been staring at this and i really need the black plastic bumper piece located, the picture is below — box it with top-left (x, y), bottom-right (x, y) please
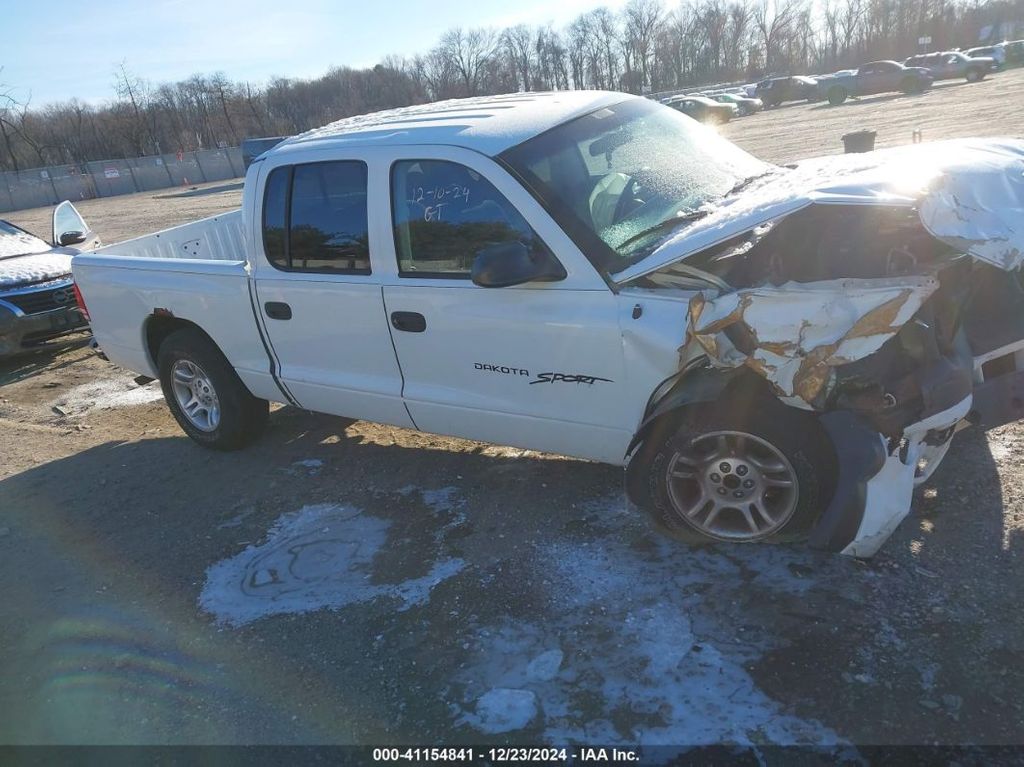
top-left (0, 305), bottom-right (87, 357)
top-left (970, 369), bottom-right (1024, 430)
top-left (808, 410), bottom-right (888, 552)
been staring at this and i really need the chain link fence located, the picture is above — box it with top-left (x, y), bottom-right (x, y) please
top-left (0, 147), bottom-right (244, 214)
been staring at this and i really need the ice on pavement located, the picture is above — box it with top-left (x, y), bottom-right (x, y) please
top-left (199, 503), bottom-right (465, 626)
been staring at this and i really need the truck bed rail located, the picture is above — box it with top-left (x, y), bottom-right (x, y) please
top-left (96, 209), bottom-right (245, 261)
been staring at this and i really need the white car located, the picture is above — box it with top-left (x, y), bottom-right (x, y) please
top-left (966, 44), bottom-right (1007, 69)
top-left (73, 91), bottom-right (1024, 557)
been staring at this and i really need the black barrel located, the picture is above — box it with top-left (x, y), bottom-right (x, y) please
top-left (841, 130), bottom-right (877, 153)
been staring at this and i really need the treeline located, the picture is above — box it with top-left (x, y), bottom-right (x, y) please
top-left (0, 0), bottom-right (1019, 171)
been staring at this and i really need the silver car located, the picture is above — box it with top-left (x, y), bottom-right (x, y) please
top-left (905, 51), bottom-right (995, 82)
top-left (0, 201), bottom-right (100, 357)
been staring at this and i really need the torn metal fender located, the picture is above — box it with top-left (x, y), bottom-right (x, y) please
top-left (686, 276), bottom-right (940, 407)
top-left (625, 363), bottom-right (739, 458)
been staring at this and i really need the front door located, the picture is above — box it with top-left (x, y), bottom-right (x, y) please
top-left (253, 158), bottom-right (414, 429)
top-left (382, 155), bottom-right (632, 463)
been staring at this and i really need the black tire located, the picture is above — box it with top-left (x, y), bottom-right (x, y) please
top-left (157, 327), bottom-right (269, 450)
top-left (965, 68), bottom-right (983, 83)
top-left (827, 86), bottom-right (848, 105)
top-left (901, 76), bottom-right (924, 94)
top-left (628, 402), bottom-right (837, 546)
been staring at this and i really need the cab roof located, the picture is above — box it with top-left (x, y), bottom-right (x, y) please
top-left (267, 91), bottom-right (629, 158)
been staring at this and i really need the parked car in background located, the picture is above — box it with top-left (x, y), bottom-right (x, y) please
top-left (666, 95), bottom-right (735, 124)
top-left (0, 202), bottom-right (99, 357)
top-left (241, 136), bottom-right (289, 169)
top-left (709, 92), bottom-right (763, 116)
top-left (73, 91), bottom-right (1024, 558)
top-left (966, 44), bottom-right (1007, 70)
top-left (817, 60), bottom-right (933, 105)
top-left (905, 51), bottom-right (995, 82)
top-left (754, 75), bottom-right (818, 107)
top-left (1005, 40), bottom-right (1024, 66)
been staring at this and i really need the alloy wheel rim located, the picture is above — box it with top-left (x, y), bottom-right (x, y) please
top-left (170, 359), bottom-right (220, 432)
top-left (666, 430), bottom-right (798, 541)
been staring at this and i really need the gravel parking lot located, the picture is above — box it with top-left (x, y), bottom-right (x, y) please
top-left (3, 71), bottom-right (1024, 748)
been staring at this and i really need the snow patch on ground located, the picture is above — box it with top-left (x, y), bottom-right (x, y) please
top-left (452, 495), bottom-right (843, 745)
top-left (461, 688), bottom-right (539, 734)
top-left (285, 459), bottom-right (324, 477)
top-left (199, 503), bottom-right (465, 626)
top-left (398, 485), bottom-right (467, 541)
top-left (52, 374), bottom-right (163, 414)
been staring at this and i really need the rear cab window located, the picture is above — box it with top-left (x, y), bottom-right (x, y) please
top-left (261, 161), bottom-right (370, 274)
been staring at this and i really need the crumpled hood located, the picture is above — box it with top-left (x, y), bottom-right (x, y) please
top-left (0, 250), bottom-right (75, 291)
top-left (613, 138), bottom-right (1024, 283)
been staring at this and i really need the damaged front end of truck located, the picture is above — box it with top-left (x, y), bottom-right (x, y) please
top-left (619, 138), bottom-right (1024, 556)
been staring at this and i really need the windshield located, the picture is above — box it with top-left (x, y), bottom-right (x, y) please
top-left (500, 97), bottom-right (768, 272)
top-left (0, 220), bottom-right (50, 260)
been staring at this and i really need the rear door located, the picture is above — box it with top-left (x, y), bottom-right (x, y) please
top-left (378, 147), bottom-right (633, 463)
top-left (251, 154), bottom-right (414, 429)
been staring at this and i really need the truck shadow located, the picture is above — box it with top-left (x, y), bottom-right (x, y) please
top-left (153, 181), bottom-right (244, 200)
top-left (810, 90), bottom-right (932, 111)
top-left (0, 333), bottom-right (92, 387)
top-left (1, 406), bottom-right (1021, 744)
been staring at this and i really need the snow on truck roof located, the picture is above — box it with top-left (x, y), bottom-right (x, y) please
top-left (268, 91), bottom-right (629, 157)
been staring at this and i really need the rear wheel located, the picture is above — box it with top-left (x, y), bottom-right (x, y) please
top-left (827, 86), bottom-right (848, 105)
top-left (157, 327), bottom-right (268, 450)
top-left (965, 68), bottom-right (984, 82)
top-left (629, 404), bottom-right (836, 545)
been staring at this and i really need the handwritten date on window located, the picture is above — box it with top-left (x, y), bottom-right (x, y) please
top-left (408, 184), bottom-right (471, 222)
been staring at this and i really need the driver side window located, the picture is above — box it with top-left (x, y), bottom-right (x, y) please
top-left (390, 159), bottom-right (553, 278)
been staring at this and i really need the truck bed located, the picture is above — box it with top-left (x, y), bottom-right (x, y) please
top-left (72, 210), bottom-right (282, 404)
top-left (95, 209), bottom-right (245, 261)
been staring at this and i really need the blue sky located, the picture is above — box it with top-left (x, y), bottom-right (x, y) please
top-left (2, 0), bottom-right (627, 107)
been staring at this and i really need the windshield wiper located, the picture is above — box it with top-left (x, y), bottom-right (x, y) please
top-left (616, 209), bottom-right (710, 253)
top-left (725, 169), bottom-right (779, 197)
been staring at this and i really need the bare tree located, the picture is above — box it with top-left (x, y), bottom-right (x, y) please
top-left (622, 0), bottom-right (664, 90)
top-left (438, 27), bottom-right (498, 96)
top-left (753, 0), bottom-right (802, 72)
top-left (113, 61), bottom-right (160, 154)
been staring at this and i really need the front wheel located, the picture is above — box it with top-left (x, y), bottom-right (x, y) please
top-left (630, 406), bottom-right (836, 545)
top-left (157, 327), bottom-right (269, 450)
top-left (827, 86), bottom-right (848, 105)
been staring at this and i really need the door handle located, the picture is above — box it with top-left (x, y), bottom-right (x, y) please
top-left (391, 311), bottom-right (426, 333)
top-left (264, 301), bottom-right (292, 320)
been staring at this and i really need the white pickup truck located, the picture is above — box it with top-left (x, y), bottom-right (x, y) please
top-left (73, 91), bottom-right (1024, 556)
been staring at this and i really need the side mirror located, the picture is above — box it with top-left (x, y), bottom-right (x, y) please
top-left (59, 231), bottom-right (88, 247)
top-left (471, 240), bottom-right (566, 288)
top-left (53, 201), bottom-right (93, 248)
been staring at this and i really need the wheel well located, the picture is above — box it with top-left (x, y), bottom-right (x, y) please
top-left (144, 315), bottom-right (215, 371)
top-left (626, 367), bottom-right (767, 460)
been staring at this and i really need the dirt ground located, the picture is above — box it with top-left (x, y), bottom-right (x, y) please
top-left (3, 70), bottom-right (1024, 750)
